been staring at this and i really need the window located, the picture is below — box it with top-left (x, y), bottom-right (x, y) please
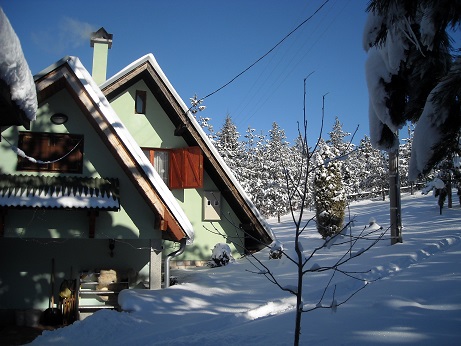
top-left (143, 148), bottom-right (170, 185)
top-left (142, 146), bottom-right (203, 189)
top-left (17, 132), bottom-right (84, 173)
top-left (135, 90), bottom-right (146, 114)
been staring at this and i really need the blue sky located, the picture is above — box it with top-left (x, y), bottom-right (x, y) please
top-left (2, 0), bottom-right (370, 145)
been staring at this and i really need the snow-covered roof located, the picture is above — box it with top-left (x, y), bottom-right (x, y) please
top-left (35, 56), bottom-right (194, 243)
top-left (0, 7), bottom-right (37, 121)
top-left (0, 175), bottom-right (120, 210)
top-left (101, 53), bottom-right (275, 243)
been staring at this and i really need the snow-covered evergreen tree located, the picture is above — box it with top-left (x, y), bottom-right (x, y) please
top-left (364, 0), bottom-right (460, 177)
top-left (399, 126), bottom-right (414, 188)
top-left (354, 135), bottom-right (388, 197)
top-left (289, 134), bottom-right (313, 211)
top-left (196, 115), bottom-right (216, 143)
top-left (327, 117), bottom-right (355, 197)
top-left (259, 122), bottom-right (291, 217)
top-left (327, 117), bottom-right (352, 154)
top-left (215, 114), bottom-right (243, 176)
top-left (243, 129), bottom-right (269, 213)
top-left (312, 139), bottom-right (347, 238)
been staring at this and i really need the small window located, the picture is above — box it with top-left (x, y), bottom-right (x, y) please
top-left (135, 90), bottom-right (146, 114)
top-left (17, 132), bottom-right (84, 173)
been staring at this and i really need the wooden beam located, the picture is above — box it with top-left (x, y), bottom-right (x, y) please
top-left (88, 210), bottom-right (99, 238)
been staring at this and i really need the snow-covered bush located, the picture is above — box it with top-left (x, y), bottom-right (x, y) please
top-left (208, 243), bottom-right (235, 267)
top-left (269, 241), bottom-right (283, 259)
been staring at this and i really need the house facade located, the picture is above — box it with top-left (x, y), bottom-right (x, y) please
top-left (100, 55), bottom-right (274, 264)
top-left (0, 28), bottom-right (274, 324)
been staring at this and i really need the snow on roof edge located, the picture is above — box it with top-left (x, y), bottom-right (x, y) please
top-left (47, 56), bottom-right (194, 243)
top-left (0, 7), bottom-right (37, 121)
top-left (103, 54), bottom-right (276, 242)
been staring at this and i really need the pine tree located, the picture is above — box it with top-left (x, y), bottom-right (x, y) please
top-left (399, 127), bottom-right (414, 188)
top-left (364, 0), bottom-right (460, 173)
top-left (196, 115), bottom-right (216, 143)
top-left (244, 130), bottom-right (268, 214)
top-left (289, 134), bottom-right (313, 211)
top-left (355, 135), bottom-right (389, 198)
top-left (312, 139), bottom-right (347, 238)
top-left (327, 117), bottom-right (354, 197)
top-left (260, 122), bottom-right (291, 218)
top-left (215, 114), bottom-right (242, 176)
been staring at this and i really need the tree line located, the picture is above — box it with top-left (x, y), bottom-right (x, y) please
top-left (198, 114), bottom-right (423, 219)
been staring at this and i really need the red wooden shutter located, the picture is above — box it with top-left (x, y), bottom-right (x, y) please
top-left (182, 146), bottom-right (203, 188)
top-left (168, 147), bottom-right (203, 189)
top-left (169, 149), bottom-right (183, 189)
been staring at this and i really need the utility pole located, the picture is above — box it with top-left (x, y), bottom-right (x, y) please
top-left (388, 148), bottom-right (402, 244)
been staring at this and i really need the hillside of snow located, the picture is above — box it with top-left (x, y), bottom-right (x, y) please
top-left (31, 192), bottom-right (461, 345)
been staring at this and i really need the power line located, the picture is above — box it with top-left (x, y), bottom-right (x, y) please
top-left (236, 0), bottom-right (351, 129)
top-left (200, 0), bottom-right (330, 102)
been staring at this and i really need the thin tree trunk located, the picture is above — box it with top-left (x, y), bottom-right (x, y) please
top-left (294, 229), bottom-right (303, 346)
top-left (447, 173), bottom-right (452, 208)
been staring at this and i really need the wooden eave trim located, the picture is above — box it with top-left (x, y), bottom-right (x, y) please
top-left (102, 60), bottom-right (271, 244)
top-left (101, 63), bottom-right (147, 98)
top-left (34, 64), bottom-right (186, 241)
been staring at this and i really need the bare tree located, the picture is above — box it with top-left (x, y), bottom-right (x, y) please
top-left (204, 77), bottom-right (387, 346)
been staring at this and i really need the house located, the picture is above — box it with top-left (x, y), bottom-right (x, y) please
top-left (98, 33), bottom-right (274, 264)
top-left (0, 27), bottom-right (274, 324)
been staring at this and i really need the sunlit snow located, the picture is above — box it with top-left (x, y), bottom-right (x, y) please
top-left (31, 192), bottom-right (461, 345)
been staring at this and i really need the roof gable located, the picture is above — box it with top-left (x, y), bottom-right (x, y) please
top-left (33, 56), bottom-right (194, 243)
top-left (101, 54), bottom-right (275, 247)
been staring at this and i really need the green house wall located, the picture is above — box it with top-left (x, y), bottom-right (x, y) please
top-left (0, 88), bottom-right (158, 313)
top-left (109, 80), bottom-right (245, 262)
top-left (1, 89), bottom-right (160, 240)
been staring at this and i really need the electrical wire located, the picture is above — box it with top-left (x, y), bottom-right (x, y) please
top-left (200, 0), bottom-right (330, 102)
top-left (236, 0), bottom-right (351, 128)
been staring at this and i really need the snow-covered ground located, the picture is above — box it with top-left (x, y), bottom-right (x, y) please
top-left (31, 192), bottom-right (461, 345)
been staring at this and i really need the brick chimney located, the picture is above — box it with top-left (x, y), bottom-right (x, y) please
top-left (90, 27), bottom-right (113, 85)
